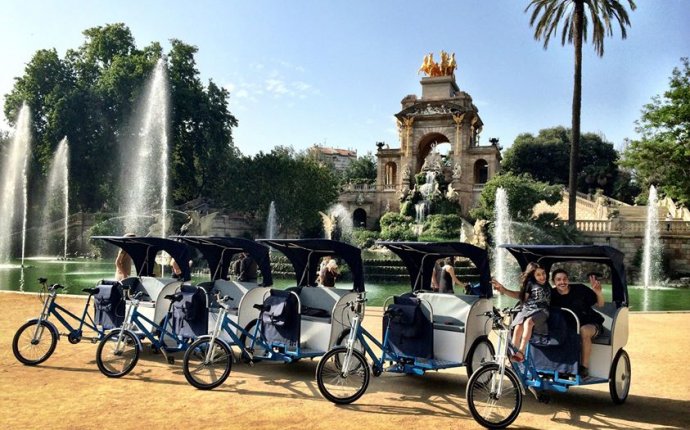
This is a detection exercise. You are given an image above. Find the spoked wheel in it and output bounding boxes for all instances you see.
[239,319,268,362]
[12,320,58,365]
[96,330,140,378]
[316,346,370,404]
[466,363,523,429]
[183,337,233,390]
[609,349,631,404]
[466,337,495,377]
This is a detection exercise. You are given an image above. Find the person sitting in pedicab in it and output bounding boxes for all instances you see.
[491,262,551,363]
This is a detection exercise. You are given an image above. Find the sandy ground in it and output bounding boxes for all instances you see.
[1,292,689,430]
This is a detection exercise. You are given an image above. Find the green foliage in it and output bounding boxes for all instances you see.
[621,58,690,205]
[379,212,416,241]
[529,213,583,244]
[470,172,562,221]
[352,228,379,249]
[341,152,376,185]
[431,197,460,215]
[502,126,620,196]
[3,23,239,212]
[420,214,461,240]
[399,201,415,217]
[226,148,340,237]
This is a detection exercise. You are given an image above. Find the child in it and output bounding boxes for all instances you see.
[491,262,551,362]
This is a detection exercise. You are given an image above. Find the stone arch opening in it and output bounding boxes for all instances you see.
[384,162,397,188]
[353,208,367,228]
[416,132,450,172]
[474,159,489,184]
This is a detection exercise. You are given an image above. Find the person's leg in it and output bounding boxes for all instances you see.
[511,323,523,348]
[519,317,534,354]
[580,324,597,375]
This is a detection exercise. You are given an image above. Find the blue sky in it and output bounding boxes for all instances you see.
[1,0,688,156]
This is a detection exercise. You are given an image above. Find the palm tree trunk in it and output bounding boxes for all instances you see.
[569,0,584,226]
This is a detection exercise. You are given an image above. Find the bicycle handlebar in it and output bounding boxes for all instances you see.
[49,284,64,292]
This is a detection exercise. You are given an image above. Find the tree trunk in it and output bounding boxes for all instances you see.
[569,1,584,226]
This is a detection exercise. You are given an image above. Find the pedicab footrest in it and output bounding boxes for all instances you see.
[414,357,462,369]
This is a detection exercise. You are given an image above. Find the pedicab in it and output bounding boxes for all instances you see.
[12,277,125,366]
[175,236,274,343]
[91,236,209,377]
[178,238,361,389]
[315,241,496,405]
[466,244,631,429]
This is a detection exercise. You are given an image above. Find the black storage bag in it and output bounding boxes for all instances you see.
[94,281,125,330]
[528,308,580,374]
[383,296,433,359]
[262,289,300,347]
[172,285,208,339]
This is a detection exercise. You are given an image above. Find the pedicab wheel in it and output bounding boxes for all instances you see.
[466,336,495,377]
[609,349,631,404]
[239,319,267,362]
[12,320,58,365]
[466,363,522,429]
[96,330,139,378]
[183,337,232,390]
[316,346,370,405]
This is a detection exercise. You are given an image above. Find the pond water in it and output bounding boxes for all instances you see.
[2,258,689,312]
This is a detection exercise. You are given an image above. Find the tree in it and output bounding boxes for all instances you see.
[526,0,636,224]
[469,172,562,222]
[502,126,619,196]
[341,152,377,185]
[227,149,340,237]
[621,58,690,205]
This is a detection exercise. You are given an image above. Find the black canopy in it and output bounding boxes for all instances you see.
[92,236,192,281]
[377,241,493,297]
[174,236,273,285]
[501,244,628,306]
[258,239,365,292]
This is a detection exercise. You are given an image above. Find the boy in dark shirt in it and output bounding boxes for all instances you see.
[551,269,605,377]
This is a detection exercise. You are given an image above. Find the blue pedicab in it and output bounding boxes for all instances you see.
[315,241,496,404]
[175,238,362,390]
[175,236,274,343]
[466,245,631,429]
[12,277,125,365]
[92,236,209,377]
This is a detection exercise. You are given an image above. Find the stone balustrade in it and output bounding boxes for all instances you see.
[577,219,690,235]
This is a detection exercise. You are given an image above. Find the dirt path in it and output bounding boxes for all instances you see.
[1,292,689,430]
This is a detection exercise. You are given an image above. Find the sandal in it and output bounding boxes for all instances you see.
[510,351,525,363]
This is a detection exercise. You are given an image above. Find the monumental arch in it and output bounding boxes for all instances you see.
[339,53,502,227]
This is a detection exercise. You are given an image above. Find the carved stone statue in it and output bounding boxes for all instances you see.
[452,162,462,180]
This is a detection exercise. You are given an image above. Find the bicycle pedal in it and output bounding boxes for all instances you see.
[167,357,175,365]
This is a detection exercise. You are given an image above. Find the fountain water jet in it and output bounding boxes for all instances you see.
[0,103,32,263]
[321,204,353,241]
[39,138,70,257]
[642,185,661,288]
[121,58,170,236]
[265,201,278,239]
[493,187,518,296]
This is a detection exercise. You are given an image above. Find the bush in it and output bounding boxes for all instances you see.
[399,201,416,217]
[379,212,415,241]
[422,214,462,239]
[352,228,379,249]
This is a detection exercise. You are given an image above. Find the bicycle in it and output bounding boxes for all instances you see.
[12,278,113,365]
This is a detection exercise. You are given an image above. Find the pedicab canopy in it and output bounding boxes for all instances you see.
[500,244,628,306]
[377,241,493,298]
[92,236,192,281]
[173,236,273,286]
[258,239,365,292]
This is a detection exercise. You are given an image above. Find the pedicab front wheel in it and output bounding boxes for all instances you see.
[609,348,631,404]
[466,363,523,429]
[96,329,140,378]
[183,337,233,390]
[12,320,58,365]
[316,346,370,405]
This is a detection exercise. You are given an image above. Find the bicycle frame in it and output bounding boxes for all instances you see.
[340,301,394,375]
[33,288,103,342]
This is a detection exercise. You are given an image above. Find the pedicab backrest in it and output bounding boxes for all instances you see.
[262,290,300,346]
[529,308,580,374]
[94,281,125,329]
[384,296,434,359]
[172,285,208,338]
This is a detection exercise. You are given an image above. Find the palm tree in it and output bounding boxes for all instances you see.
[526,0,636,225]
